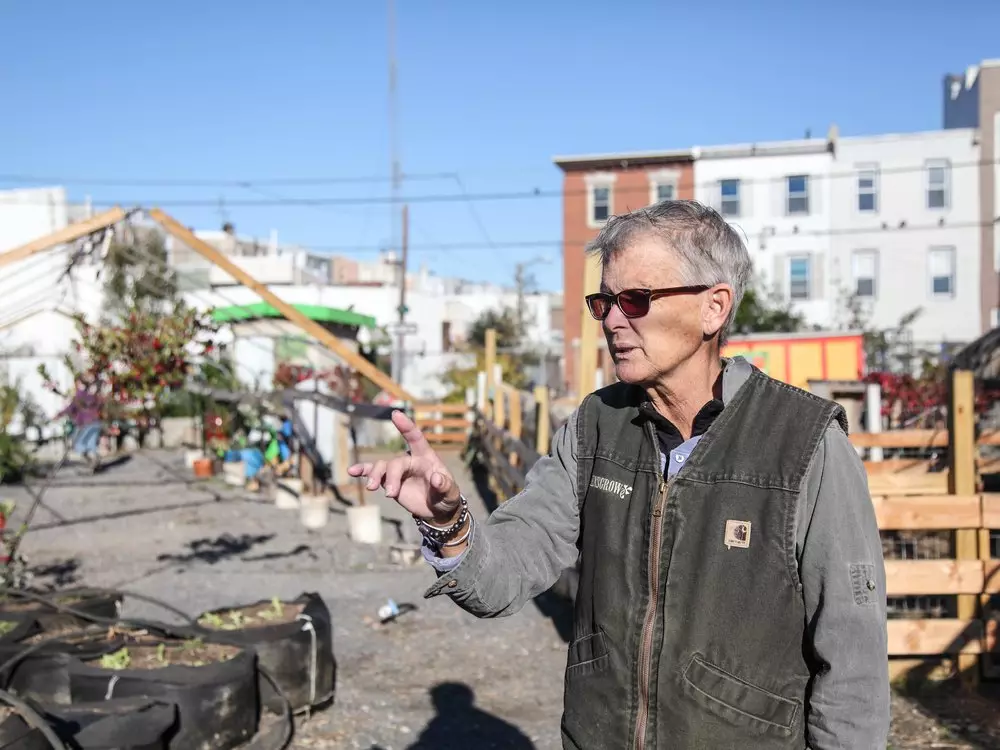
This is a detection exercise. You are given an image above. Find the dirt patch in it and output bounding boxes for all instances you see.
[97,639,240,670]
[891,685,1000,749]
[198,599,305,631]
[0,595,83,614]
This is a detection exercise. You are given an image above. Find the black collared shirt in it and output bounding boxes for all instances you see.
[639,399,725,457]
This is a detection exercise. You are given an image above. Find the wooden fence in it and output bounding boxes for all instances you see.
[459,361,1000,682]
[413,402,475,446]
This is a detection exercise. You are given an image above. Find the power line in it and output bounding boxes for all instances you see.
[4,156,1000,207]
[0,157,1000,201]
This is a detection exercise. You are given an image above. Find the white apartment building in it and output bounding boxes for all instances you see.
[693,139,836,327]
[829,129,982,343]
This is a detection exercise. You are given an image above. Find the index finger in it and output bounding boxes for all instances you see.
[391,409,433,457]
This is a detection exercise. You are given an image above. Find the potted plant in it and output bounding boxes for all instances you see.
[195,593,335,714]
[69,631,257,750]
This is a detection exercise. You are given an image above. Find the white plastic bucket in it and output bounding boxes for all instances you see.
[299,494,330,530]
[222,461,245,487]
[184,450,205,470]
[275,478,303,510]
[346,504,382,544]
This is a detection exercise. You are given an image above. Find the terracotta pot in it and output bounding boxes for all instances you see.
[193,458,214,478]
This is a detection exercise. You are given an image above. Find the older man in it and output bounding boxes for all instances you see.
[350,200,889,749]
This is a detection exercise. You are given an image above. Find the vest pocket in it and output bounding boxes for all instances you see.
[565,630,609,679]
[681,653,800,735]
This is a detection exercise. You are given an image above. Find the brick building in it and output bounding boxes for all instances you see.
[552,150,694,395]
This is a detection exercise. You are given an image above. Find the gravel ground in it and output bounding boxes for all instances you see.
[5,448,1000,749]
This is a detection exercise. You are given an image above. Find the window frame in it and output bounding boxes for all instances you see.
[925,160,951,211]
[851,249,878,299]
[719,179,741,218]
[788,255,812,300]
[786,175,810,216]
[927,246,956,298]
[856,165,879,214]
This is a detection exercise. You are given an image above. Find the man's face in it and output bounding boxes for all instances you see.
[600,238,708,386]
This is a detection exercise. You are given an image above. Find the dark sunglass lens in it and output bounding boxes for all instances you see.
[587,295,612,319]
[617,290,650,317]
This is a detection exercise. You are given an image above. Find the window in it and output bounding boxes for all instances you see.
[786,175,810,215]
[857,166,879,213]
[592,186,610,223]
[442,321,453,352]
[789,256,811,300]
[648,170,679,206]
[926,161,950,209]
[851,250,878,298]
[928,247,955,296]
[655,183,675,202]
[719,179,741,217]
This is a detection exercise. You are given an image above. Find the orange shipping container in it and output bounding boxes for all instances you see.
[723,331,865,392]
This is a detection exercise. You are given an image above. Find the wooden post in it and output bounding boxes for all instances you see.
[508,386,522,468]
[578,253,602,400]
[476,371,487,413]
[534,385,551,456]
[949,368,979,684]
[484,328,497,416]
[493,382,506,436]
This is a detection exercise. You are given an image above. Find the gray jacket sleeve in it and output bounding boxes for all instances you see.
[423,410,581,616]
[798,423,890,749]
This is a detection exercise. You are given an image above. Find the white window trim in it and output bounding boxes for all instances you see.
[788,254,812,301]
[925,159,951,211]
[718,178,741,218]
[585,172,616,229]
[648,168,680,206]
[851,248,878,299]
[786,175,810,216]
[856,164,879,214]
[927,246,956,298]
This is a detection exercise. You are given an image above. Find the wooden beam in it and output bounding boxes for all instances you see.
[148,208,413,402]
[981,494,1000,528]
[0,206,127,269]
[508,386,522,468]
[577,252,601,401]
[886,618,983,656]
[850,429,1000,449]
[949,369,981,683]
[871,493,981,530]
[484,328,497,403]
[534,384,551,456]
[884,560,986,596]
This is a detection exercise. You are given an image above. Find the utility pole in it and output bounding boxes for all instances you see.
[394,204,410,387]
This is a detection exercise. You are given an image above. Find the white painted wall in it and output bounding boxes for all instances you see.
[829,129,981,343]
[693,143,835,326]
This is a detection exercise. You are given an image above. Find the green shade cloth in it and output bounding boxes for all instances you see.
[211,302,376,329]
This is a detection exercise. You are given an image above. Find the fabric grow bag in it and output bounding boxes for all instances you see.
[0,593,122,633]
[42,697,177,750]
[0,712,48,750]
[69,645,257,750]
[194,592,335,714]
[0,616,38,646]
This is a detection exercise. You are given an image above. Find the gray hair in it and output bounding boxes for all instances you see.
[586,199,751,343]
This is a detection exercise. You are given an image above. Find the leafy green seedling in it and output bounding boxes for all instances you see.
[226,611,245,630]
[156,643,167,665]
[258,597,284,621]
[100,648,131,670]
[199,612,225,629]
[183,637,204,651]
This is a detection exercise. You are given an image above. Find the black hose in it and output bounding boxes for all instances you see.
[0,686,67,750]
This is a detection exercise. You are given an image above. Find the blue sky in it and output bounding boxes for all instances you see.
[2,0,998,292]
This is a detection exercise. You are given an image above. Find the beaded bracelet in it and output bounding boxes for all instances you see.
[412,495,469,542]
[440,516,474,548]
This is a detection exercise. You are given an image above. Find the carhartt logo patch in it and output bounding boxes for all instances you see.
[589,474,633,499]
[724,520,751,550]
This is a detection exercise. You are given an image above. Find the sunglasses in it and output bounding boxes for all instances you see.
[585,285,709,320]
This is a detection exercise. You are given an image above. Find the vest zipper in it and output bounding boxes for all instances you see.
[633,429,669,750]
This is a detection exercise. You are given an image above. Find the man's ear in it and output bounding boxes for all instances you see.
[703,284,733,338]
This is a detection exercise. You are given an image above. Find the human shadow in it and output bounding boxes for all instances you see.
[406,682,535,750]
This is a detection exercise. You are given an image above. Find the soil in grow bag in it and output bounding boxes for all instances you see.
[0,628,126,705]
[0,592,121,633]
[41,697,177,750]
[69,637,257,750]
[196,592,335,714]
